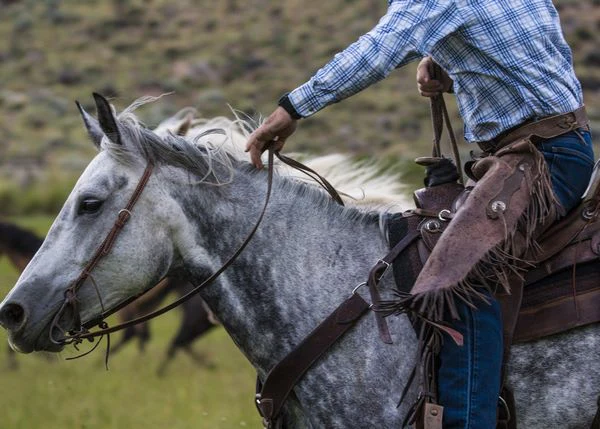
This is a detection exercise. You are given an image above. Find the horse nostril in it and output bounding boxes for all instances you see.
[0,302,26,331]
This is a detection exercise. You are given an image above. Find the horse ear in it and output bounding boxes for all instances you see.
[75,101,104,149]
[175,113,194,136]
[92,92,122,145]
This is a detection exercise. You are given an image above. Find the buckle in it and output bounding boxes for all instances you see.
[377,259,391,270]
[375,259,391,280]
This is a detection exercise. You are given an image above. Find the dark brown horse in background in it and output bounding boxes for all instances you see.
[0,221,216,374]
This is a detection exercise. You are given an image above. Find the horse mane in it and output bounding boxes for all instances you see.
[0,222,43,258]
[102,97,412,212]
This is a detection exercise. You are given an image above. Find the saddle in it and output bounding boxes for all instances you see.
[403,179,600,343]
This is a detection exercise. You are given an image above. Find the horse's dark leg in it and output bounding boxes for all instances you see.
[183,345,216,369]
[136,323,150,353]
[174,298,216,355]
[155,307,216,375]
[109,325,139,355]
[6,347,18,370]
[156,344,177,377]
[156,317,193,377]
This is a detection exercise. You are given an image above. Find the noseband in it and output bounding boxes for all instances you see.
[50,148,344,349]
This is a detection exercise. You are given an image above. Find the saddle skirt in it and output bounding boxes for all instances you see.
[388,181,600,343]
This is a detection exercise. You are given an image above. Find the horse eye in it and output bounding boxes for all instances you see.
[78,199,103,215]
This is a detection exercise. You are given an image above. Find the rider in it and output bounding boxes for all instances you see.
[246,1,594,428]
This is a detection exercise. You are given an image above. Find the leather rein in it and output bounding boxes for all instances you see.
[49,147,344,348]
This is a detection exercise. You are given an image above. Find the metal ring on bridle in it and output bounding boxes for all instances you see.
[118,209,132,218]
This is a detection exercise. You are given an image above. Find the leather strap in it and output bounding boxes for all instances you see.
[429,62,464,184]
[255,292,371,425]
[76,162,154,288]
[525,238,598,284]
[477,106,589,153]
[73,150,278,338]
[274,151,344,206]
[367,228,421,343]
[253,207,418,425]
[496,387,517,429]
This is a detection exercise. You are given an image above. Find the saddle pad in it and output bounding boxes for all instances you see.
[387,213,422,295]
[514,261,600,342]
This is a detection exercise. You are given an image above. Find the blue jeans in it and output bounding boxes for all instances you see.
[437,129,594,429]
[538,129,594,212]
[438,294,503,428]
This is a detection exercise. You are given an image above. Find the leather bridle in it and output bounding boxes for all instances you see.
[49,161,155,346]
[49,147,343,348]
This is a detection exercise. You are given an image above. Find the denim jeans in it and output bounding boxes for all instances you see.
[437,129,594,429]
[538,129,594,212]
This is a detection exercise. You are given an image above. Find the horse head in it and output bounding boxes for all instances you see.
[0,94,216,353]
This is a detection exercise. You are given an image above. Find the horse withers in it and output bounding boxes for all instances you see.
[0,95,597,428]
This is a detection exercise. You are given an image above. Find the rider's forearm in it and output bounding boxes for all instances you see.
[287,2,432,118]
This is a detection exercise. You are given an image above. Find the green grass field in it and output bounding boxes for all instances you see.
[0,216,261,429]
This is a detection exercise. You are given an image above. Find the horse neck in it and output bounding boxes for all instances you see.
[176,171,392,372]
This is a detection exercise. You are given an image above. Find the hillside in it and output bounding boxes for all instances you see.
[1,0,599,214]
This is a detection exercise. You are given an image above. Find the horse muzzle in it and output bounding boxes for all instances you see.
[0,297,66,353]
[0,300,27,334]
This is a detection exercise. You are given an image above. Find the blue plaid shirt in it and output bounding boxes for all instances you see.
[288,0,583,142]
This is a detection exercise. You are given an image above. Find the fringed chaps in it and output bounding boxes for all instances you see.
[386,139,561,321]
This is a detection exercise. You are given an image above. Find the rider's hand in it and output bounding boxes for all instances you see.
[245,107,297,169]
[416,57,454,97]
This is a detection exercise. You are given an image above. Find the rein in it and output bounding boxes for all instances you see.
[50,147,344,347]
[416,62,464,185]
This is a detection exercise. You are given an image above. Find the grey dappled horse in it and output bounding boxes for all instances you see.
[0,97,597,428]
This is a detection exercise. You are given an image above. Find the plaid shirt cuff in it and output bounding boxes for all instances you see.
[288,82,331,118]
